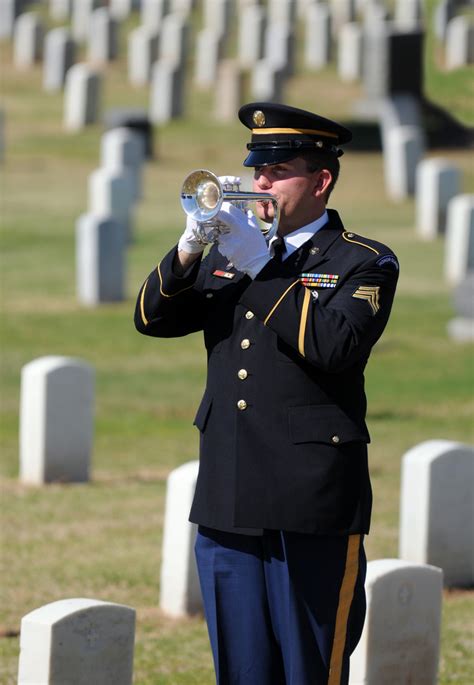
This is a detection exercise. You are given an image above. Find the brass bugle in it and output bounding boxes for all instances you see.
[180,169,280,245]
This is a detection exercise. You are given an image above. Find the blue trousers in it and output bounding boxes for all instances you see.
[195,526,366,685]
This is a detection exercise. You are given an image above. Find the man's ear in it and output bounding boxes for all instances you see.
[313,169,332,197]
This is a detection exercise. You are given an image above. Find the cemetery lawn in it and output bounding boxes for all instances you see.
[1,6,474,684]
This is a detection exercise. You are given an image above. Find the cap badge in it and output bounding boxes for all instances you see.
[252,110,266,127]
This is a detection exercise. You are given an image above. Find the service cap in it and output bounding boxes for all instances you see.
[238,102,352,167]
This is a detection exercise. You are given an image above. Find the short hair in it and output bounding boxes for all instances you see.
[301,151,340,201]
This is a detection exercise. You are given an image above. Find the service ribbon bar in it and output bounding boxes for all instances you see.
[299,273,339,288]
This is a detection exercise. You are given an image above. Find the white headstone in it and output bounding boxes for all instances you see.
[445,16,474,69]
[415,158,461,240]
[237,3,266,68]
[76,213,126,305]
[88,7,119,64]
[394,0,423,30]
[149,59,185,123]
[0,110,4,163]
[141,0,168,31]
[383,125,425,201]
[434,0,455,41]
[19,357,94,485]
[194,29,222,88]
[159,12,189,67]
[13,12,44,68]
[110,0,136,20]
[71,0,104,42]
[251,59,286,102]
[349,559,443,684]
[101,127,145,201]
[265,21,295,75]
[49,0,73,22]
[338,22,363,82]
[43,27,76,92]
[160,461,202,617]
[128,25,159,86]
[268,0,296,26]
[18,598,135,685]
[399,440,474,587]
[88,166,135,241]
[64,63,102,131]
[329,0,356,36]
[444,194,474,285]
[214,59,244,122]
[0,0,22,40]
[305,3,331,69]
[203,0,232,39]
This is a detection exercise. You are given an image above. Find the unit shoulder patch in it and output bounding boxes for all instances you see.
[376,254,399,270]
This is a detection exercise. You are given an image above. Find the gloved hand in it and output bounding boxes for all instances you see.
[177,215,205,255]
[215,202,271,279]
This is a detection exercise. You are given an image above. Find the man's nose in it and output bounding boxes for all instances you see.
[255,170,271,189]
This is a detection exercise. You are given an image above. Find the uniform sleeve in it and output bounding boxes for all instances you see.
[134,245,208,338]
[240,254,399,372]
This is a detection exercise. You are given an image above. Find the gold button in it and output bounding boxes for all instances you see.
[245,311,254,320]
[310,246,320,255]
[237,399,247,410]
[331,435,340,444]
[241,338,250,350]
[238,369,248,380]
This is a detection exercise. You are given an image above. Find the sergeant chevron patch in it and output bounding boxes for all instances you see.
[352,286,380,315]
[299,273,339,288]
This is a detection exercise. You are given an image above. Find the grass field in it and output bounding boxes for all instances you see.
[1,1,474,683]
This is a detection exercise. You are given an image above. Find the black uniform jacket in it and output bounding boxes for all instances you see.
[135,210,399,536]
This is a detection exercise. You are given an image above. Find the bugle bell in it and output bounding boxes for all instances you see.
[180,169,280,245]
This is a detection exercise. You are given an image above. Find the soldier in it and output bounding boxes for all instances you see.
[135,102,399,685]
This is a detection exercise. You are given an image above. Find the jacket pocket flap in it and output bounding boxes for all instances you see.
[288,404,370,445]
[193,393,213,432]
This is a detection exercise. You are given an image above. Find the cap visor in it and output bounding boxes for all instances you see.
[243,148,300,167]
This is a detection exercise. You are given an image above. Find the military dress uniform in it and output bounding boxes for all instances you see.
[134,103,399,685]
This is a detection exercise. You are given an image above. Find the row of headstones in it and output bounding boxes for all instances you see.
[17,355,473,681]
[9,2,474,129]
[159,440,473,682]
[77,125,146,305]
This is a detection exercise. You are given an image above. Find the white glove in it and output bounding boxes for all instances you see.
[177,215,205,255]
[215,202,271,279]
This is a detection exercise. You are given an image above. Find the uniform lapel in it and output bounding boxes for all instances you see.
[282,209,344,275]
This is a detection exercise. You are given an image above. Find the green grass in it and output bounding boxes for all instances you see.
[1,2,474,683]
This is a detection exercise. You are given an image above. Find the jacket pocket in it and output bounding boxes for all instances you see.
[288,404,370,445]
[193,393,213,432]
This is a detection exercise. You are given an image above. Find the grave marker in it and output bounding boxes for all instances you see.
[43,27,76,92]
[415,158,461,240]
[128,25,159,86]
[13,12,44,68]
[19,357,94,485]
[305,3,331,69]
[445,16,474,69]
[18,598,135,685]
[150,60,185,123]
[444,194,474,285]
[76,213,126,305]
[237,3,266,68]
[349,559,443,684]
[383,125,424,201]
[338,22,363,82]
[160,461,203,617]
[399,440,474,587]
[88,166,135,241]
[64,63,102,131]
[88,7,119,64]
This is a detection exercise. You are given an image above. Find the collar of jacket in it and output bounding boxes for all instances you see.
[280,208,344,274]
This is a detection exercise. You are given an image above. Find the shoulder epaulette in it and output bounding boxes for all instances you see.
[341,231,380,256]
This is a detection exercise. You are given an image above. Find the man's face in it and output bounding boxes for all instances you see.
[252,157,328,234]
